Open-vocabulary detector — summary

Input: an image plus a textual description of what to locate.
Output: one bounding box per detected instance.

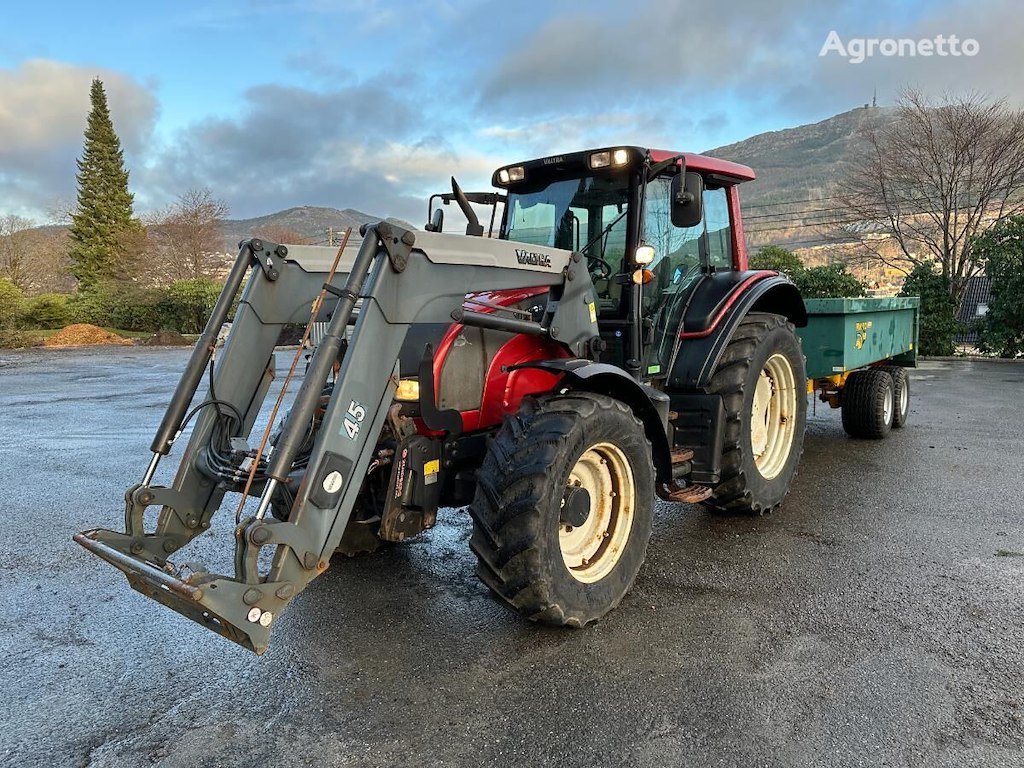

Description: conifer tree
[68,78,143,290]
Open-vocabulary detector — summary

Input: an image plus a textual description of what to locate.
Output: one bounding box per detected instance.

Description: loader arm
[76,223,599,654]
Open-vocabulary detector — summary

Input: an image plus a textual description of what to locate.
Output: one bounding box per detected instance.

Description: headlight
[634,244,655,265]
[395,379,420,402]
[590,149,630,169]
[496,166,524,185]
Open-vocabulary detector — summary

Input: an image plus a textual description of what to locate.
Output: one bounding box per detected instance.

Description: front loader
[77,147,810,653]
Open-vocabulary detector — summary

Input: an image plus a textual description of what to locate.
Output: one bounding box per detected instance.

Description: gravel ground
[0,348,1022,768]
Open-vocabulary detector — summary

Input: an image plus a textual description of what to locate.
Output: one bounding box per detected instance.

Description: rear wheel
[469,392,655,626]
[881,365,910,428]
[703,312,807,515]
[841,368,895,439]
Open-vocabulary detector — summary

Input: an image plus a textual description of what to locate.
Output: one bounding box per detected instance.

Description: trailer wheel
[880,365,910,428]
[703,312,807,515]
[469,392,655,626]
[841,368,895,439]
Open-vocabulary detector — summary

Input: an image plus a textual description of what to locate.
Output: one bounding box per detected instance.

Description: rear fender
[669,275,807,390]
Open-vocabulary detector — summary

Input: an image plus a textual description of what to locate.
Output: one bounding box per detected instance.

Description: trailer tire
[469,392,654,626]
[880,365,910,428]
[702,312,807,516]
[841,368,895,439]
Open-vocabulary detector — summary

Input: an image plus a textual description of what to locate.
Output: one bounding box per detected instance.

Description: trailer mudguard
[668,273,807,391]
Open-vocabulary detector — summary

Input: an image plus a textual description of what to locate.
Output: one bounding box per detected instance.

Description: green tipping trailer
[797,296,921,439]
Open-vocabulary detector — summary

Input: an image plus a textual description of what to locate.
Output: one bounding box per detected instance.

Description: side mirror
[671,171,704,228]
[425,207,443,232]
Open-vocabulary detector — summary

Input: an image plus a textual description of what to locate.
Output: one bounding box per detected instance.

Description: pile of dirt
[140,330,191,346]
[42,324,133,348]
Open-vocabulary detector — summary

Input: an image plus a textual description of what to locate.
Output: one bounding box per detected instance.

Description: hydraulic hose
[150,242,255,455]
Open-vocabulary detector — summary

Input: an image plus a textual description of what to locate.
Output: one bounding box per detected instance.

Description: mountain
[220,206,416,250]
[707,105,887,208]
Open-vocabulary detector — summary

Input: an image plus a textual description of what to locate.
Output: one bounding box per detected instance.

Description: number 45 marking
[343,400,365,440]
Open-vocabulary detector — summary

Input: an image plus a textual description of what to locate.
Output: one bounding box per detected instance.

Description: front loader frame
[76,223,601,653]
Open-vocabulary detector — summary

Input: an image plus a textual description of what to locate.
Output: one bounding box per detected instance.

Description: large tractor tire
[469,392,655,626]
[703,312,807,515]
[841,368,895,439]
[880,365,910,428]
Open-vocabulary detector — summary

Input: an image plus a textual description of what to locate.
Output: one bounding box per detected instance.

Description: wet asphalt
[0,348,1022,768]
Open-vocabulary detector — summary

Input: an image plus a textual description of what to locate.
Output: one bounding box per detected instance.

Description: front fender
[511,359,673,484]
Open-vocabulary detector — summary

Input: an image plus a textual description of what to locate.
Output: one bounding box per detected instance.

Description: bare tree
[0,215,36,290]
[252,224,313,245]
[839,91,1024,299]
[151,189,230,280]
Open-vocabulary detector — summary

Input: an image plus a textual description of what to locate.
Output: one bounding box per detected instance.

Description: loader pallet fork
[76,222,603,654]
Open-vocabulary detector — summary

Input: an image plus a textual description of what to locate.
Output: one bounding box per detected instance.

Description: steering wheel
[587,255,613,280]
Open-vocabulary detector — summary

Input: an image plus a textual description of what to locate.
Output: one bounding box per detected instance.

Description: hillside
[707,105,888,209]
[221,206,415,249]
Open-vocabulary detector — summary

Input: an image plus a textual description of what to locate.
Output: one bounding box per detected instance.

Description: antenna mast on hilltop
[872,88,877,109]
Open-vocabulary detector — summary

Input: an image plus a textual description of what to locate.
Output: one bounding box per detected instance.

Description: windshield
[501,176,629,268]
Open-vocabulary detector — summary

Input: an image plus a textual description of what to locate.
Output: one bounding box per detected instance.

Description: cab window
[704,186,732,270]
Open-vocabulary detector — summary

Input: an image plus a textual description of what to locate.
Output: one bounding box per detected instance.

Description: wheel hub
[560,485,592,527]
[559,442,635,584]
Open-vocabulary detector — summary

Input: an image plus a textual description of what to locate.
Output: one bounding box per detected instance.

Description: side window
[703,187,732,270]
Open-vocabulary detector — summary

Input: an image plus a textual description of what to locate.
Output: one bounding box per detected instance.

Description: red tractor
[77,146,808,653]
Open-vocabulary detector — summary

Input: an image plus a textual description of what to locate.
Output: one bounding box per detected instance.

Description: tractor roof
[648,149,756,183]
[492,146,755,188]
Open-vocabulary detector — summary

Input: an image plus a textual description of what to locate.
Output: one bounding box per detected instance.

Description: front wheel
[703,312,807,515]
[469,392,655,626]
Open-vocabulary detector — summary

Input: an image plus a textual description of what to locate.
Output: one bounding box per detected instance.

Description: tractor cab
[490,147,757,379]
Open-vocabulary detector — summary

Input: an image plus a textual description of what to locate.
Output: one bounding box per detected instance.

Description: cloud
[0,59,157,218]
[478,0,1024,137]
[140,80,504,222]
[480,0,825,113]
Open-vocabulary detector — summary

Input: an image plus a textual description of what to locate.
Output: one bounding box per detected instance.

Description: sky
[1,0,1021,225]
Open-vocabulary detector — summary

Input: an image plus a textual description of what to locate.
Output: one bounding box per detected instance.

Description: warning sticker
[423,458,440,486]
[588,302,597,323]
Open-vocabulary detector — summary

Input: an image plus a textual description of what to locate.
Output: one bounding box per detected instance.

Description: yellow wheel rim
[559,442,635,584]
[750,353,798,480]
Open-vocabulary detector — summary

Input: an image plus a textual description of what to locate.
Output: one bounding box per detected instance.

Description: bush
[749,246,804,279]
[66,286,115,327]
[794,265,867,299]
[0,329,31,348]
[973,216,1024,358]
[22,293,71,329]
[899,264,959,356]
[161,278,224,334]
[108,288,169,332]
[0,278,24,327]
